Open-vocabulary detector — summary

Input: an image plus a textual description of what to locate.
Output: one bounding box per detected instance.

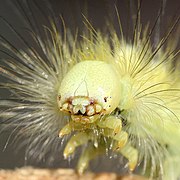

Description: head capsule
[58,60,121,124]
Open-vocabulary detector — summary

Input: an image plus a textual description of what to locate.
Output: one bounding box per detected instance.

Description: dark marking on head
[104,97,108,102]
[58,95,61,101]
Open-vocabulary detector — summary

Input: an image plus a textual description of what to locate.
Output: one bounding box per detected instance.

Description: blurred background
[0,0,179,173]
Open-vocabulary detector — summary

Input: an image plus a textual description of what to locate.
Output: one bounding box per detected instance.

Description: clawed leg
[116,143,138,171]
[59,121,91,137]
[113,131,128,149]
[59,122,73,137]
[97,115,138,171]
[61,125,104,174]
[97,116,122,135]
[59,120,96,137]
[60,115,138,173]
[63,131,92,158]
[77,144,105,174]
[103,128,137,170]
[98,115,128,149]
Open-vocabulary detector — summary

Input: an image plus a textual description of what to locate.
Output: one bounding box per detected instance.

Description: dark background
[0,0,179,173]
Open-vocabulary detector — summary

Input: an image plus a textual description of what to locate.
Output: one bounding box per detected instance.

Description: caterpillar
[0,0,179,179]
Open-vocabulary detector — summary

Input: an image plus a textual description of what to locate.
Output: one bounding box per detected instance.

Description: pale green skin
[58,61,138,174]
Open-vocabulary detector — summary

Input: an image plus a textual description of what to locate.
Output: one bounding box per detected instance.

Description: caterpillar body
[0,0,179,179]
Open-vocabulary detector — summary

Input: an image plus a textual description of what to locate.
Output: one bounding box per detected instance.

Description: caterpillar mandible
[0,0,179,179]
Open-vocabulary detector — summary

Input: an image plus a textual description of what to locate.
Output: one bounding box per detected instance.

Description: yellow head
[58,60,121,123]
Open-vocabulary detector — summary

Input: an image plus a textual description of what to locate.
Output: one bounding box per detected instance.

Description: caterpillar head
[58,61,121,124]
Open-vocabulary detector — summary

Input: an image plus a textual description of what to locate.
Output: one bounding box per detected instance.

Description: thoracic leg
[63,131,92,158]
[61,115,138,172]
[97,115,122,135]
[59,122,73,137]
[59,121,87,137]
[59,120,96,137]
[98,115,138,171]
[98,115,128,149]
[116,143,138,171]
[77,143,105,174]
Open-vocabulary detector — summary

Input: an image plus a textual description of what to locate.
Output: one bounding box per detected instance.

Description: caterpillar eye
[104,97,108,102]
[58,95,61,101]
